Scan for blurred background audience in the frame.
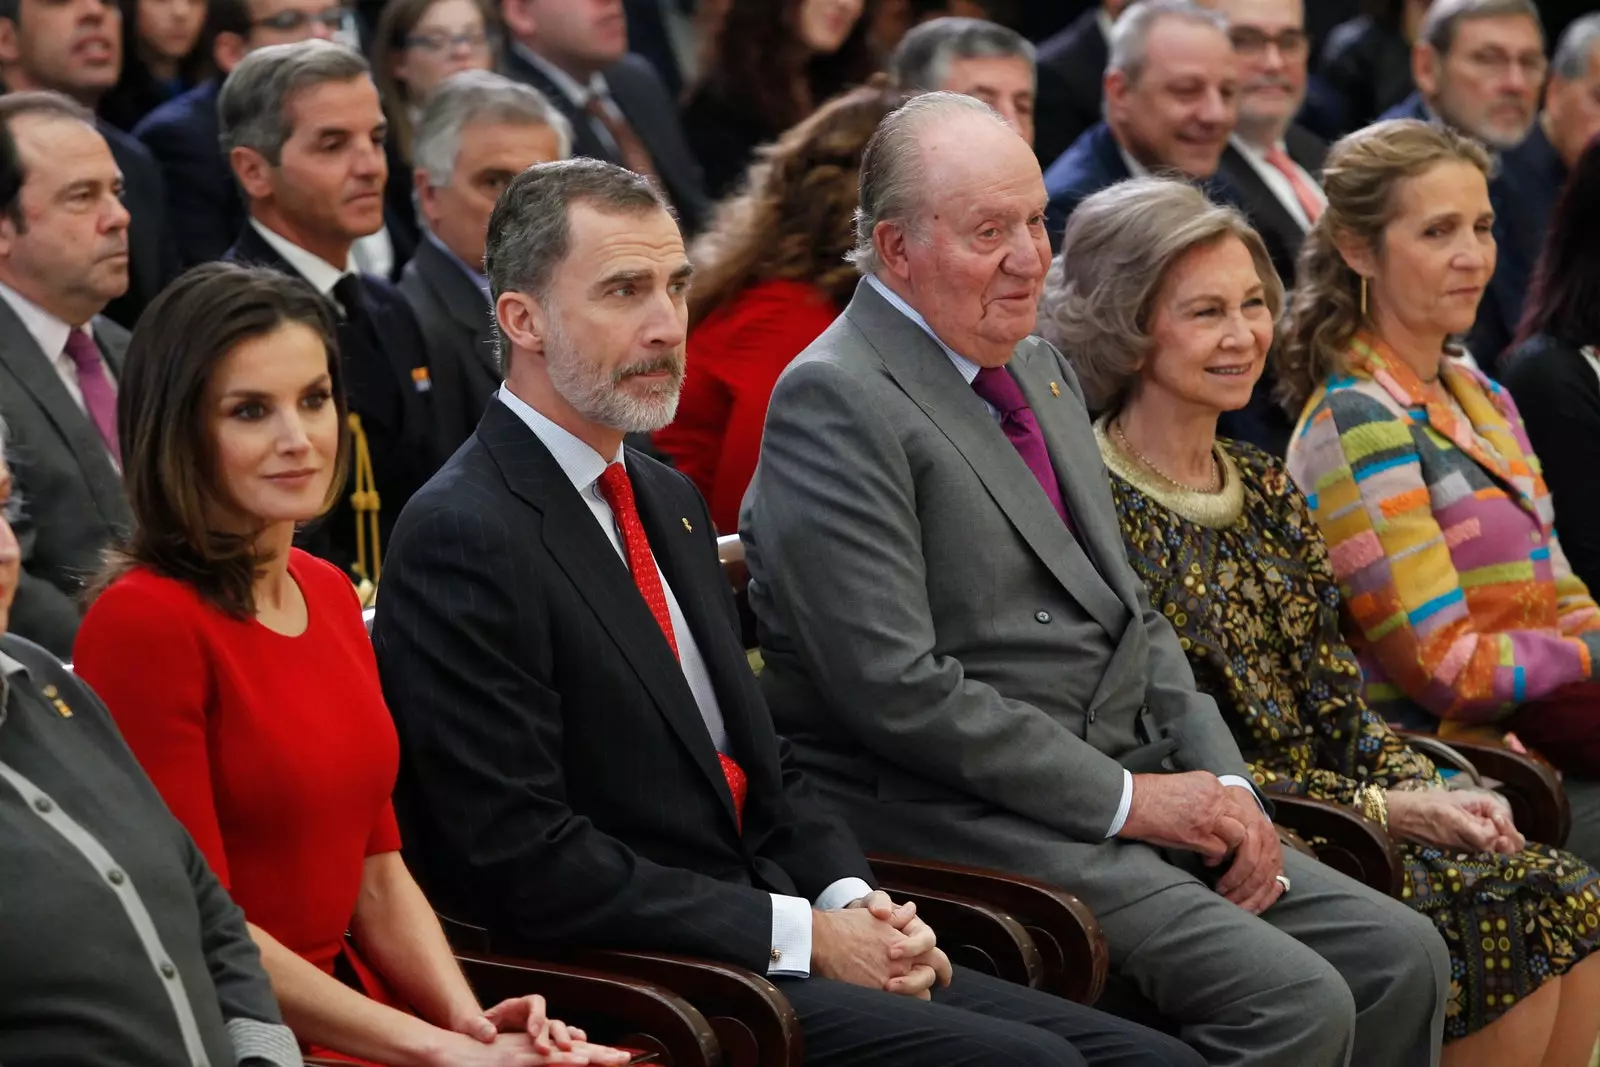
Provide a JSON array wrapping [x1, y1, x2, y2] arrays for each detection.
[[654, 84, 896, 531], [887, 15, 1035, 145], [681, 0, 876, 201], [100, 0, 210, 131]]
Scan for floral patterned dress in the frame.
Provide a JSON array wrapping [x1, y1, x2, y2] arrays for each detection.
[[1098, 423, 1600, 1040]]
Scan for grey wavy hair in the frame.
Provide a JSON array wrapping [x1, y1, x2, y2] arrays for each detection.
[[1037, 177, 1283, 415], [414, 70, 574, 187]]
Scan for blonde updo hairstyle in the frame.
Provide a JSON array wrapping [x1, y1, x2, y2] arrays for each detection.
[[1275, 119, 1492, 415], [1037, 176, 1284, 417]]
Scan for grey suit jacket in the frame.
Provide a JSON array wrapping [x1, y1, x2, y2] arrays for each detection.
[[0, 299, 132, 657], [740, 280, 1253, 913]]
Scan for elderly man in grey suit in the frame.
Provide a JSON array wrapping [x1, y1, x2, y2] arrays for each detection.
[[740, 91, 1450, 1067], [403, 70, 572, 459], [0, 91, 132, 658]]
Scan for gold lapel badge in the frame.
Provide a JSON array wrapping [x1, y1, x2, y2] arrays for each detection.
[[1049, 381, 1061, 397], [682, 518, 694, 532], [41, 684, 72, 718]]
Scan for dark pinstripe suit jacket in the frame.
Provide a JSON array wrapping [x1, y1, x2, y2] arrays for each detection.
[[372, 398, 874, 971]]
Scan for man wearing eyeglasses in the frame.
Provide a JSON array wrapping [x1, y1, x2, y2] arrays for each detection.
[[1379, 0, 1545, 152], [0, 0, 178, 331], [133, 0, 411, 271]]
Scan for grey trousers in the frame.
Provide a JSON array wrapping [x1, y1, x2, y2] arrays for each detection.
[[1093, 849, 1449, 1067], [1561, 776, 1600, 868]]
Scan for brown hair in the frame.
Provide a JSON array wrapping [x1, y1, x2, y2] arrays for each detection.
[[96, 262, 348, 619], [1041, 177, 1283, 415], [372, 0, 498, 165], [1275, 119, 1492, 415], [688, 82, 900, 330]]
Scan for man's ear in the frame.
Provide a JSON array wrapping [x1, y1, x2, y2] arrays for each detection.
[[0, 17, 22, 67], [1412, 40, 1440, 99], [413, 168, 440, 229], [500, 0, 536, 42], [874, 219, 914, 283], [213, 31, 248, 75], [496, 289, 545, 359], [230, 145, 275, 201]]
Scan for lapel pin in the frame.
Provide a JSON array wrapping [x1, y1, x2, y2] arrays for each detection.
[[1049, 381, 1061, 397], [682, 518, 693, 532]]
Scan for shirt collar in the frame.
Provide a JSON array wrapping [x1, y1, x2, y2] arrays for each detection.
[[1227, 133, 1287, 163], [513, 41, 609, 107], [0, 647, 27, 731], [426, 231, 490, 298], [249, 219, 352, 296], [0, 279, 93, 365], [1116, 142, 1149, 179], [496, 385, 624, 494], [863, 274, 982, 385]]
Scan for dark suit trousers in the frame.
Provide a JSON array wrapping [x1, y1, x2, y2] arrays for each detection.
[[774, 966, 1202, 1067]]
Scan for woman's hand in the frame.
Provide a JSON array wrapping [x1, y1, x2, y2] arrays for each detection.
[[425, 1028, 634, 1066], [1386, 788, 1525, 855], [451, 995, 630, 1063]]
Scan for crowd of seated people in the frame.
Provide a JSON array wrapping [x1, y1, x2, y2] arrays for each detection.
[[8, 0, 1600, 1062]]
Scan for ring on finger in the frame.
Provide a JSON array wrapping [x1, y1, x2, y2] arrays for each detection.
[[1275, 874, 1291, 893]]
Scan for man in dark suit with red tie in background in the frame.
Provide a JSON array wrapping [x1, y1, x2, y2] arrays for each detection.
[[371, 156, 1203, 1067]]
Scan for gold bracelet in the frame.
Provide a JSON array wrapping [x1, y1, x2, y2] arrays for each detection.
[[1355, 784, 1389, 828]]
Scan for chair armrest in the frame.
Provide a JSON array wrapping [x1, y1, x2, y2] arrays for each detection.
[[867, 853, 1108, 1005], [1427, 737, 1571, 848], [1394, 732, 1483, 784], [456, 954, 717, 1067], [875, 883, 1044, 990], [1276, 824, 1317, 859], [571, 950, 801, 1067], [1268, 794, 1405, 898]]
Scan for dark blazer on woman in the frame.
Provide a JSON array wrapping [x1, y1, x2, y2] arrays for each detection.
[[1500, 333, 1600, 597], [680, 84, 775, 203], [0, 633, 297, 1066], [1307, 15, 1415, 139]]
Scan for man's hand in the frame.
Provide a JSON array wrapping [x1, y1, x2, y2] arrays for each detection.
[[1118, 771, 1247, 862], [812, 898, 949, 1000], [1212, 787, 1285, 914], [849, 891, 953, 997]]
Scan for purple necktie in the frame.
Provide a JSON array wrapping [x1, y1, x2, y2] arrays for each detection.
[[64, 329, 120, 463], [971, 365, 1072, 531]]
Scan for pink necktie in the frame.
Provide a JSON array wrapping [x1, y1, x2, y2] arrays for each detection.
[[64, 330, 120, 463], [971, 366, 1074, 532], [1263, 146, 1324, 225]]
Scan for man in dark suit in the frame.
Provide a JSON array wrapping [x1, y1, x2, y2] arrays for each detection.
[[740, 91, 1449, 1067], [134, 0, 414, 273], [404, 70, 570, 459], [0, 0, 177, 329], [1471, 13, 1600, 373], [1377, 0, 1544, 153], [500, 0, 710, 235], [1045, 1, 1239, 240], [220, 40, 435, 586], [1210, 0, 1326, 454], [373, 156, 1205, 1067], [1033, 0, 1124, 170], [0, 93, 132, 657]]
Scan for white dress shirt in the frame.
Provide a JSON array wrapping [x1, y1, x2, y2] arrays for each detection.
[[249, 217, 391, 288], [497, 386, 871, 976], [1228, 135, 1326, 232], [513, 43, 628, 158], [0, 278, 113, 415], [864, 275, 1260, 834]]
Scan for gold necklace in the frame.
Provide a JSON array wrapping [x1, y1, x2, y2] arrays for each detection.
[[1114, 418, 1220, 494]]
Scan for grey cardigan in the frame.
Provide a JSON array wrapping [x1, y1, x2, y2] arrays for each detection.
[[0, 632, 300, 1066]]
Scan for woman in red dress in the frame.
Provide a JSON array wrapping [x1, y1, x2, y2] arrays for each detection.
[[74, 263, 630, 1067], [654, 83, 899, 532]]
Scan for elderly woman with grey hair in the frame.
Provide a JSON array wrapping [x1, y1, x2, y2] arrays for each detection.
[[1039, 175, 1600, 1064], [0, 425, 304, 1066]]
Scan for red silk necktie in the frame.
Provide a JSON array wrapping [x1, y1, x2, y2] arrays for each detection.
[[597, 462, 747, 827], [1263, 146, 1324, 224]]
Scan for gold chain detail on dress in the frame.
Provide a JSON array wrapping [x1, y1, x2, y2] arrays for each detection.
[[1114, 416, 1221, 493], [1093, 416, 1245, 530]]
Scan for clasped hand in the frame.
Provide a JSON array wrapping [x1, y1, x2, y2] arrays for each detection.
[[811, 891, 954, 1000], [1387, 787, 1523, 855], [441, 993, 633, 1065], [1119, 771, 1286, 915]]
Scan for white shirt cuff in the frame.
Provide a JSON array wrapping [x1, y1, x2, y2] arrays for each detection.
[[813, 876, 875, 913], [1105, 768, 1134, 838], [767, 894, 813, 977], [1219, 775, 1265, 813]]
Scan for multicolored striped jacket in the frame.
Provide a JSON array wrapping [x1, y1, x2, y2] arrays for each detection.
[[1286, 333, 1600, 725]]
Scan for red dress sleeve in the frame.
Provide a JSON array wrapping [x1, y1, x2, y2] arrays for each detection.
[[74, 577, 234, 888]]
